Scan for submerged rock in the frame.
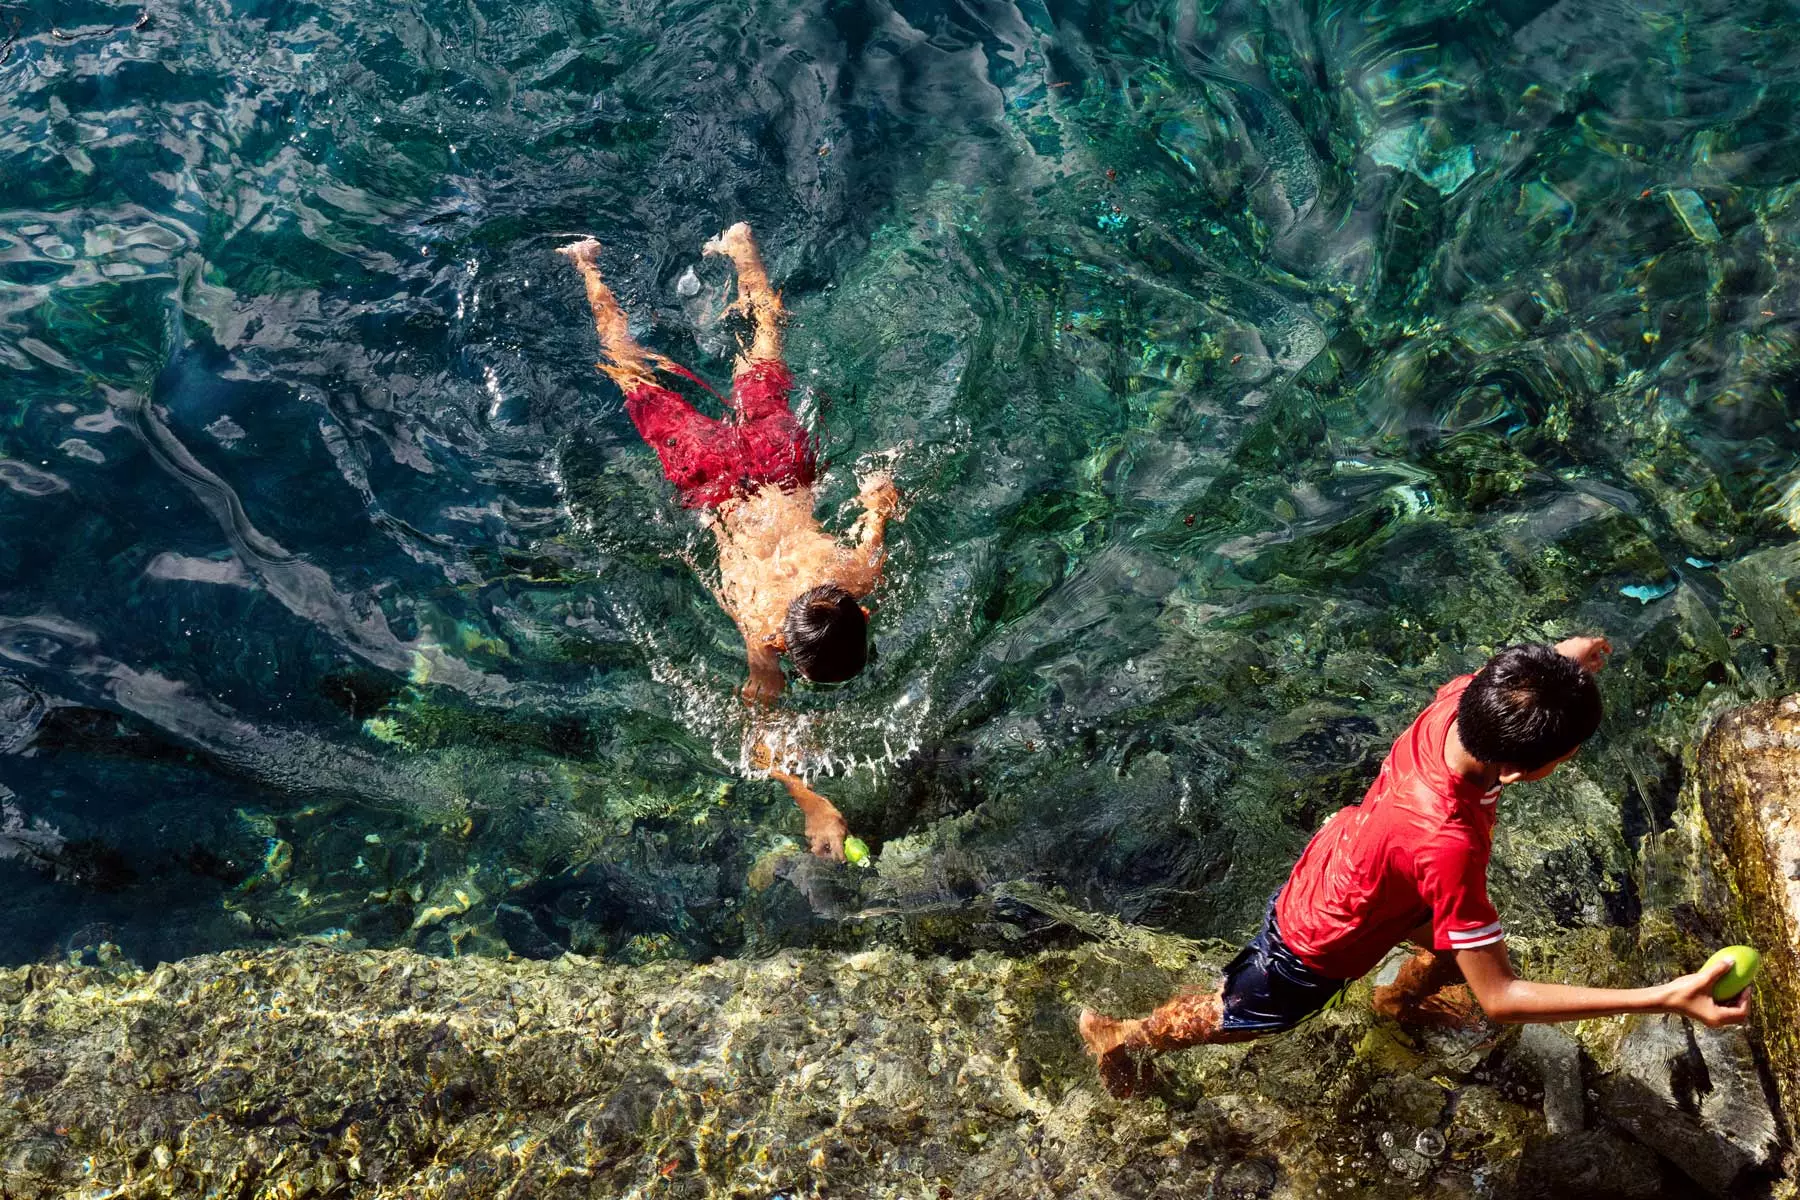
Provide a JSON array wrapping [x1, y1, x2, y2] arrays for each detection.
[[1516, 1024, 1584, 1136], [10, 922, 1800, 1197], [14, 686, 1800, 1197], [0, 939, 1653, 1200], [1505, 1129, 1665, 1200], [1697, 695, 1800, 1127], [1595, 1014, 1780, 1197]]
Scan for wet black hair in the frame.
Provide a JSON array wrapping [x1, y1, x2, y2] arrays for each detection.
[[1456, 643, 1602, 771], [782, 585, 868, 683]]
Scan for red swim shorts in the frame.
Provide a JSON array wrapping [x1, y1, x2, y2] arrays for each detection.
[[622, 360, 817, 509]]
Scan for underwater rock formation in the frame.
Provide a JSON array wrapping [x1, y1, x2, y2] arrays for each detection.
[[1697, 696, 1800, 1137], [0, 928, 1785, 1200]]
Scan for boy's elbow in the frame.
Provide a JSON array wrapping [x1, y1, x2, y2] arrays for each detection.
[[1471, 985, 1526, 1024]]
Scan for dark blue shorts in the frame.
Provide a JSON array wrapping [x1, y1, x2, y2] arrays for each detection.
[[1218, 893, 1350, 1035]]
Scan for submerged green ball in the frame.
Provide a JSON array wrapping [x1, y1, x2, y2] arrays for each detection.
[[842, 836, 870, 865], [1704, 945, 1762, 1000]]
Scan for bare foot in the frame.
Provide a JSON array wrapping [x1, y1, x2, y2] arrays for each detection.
[[1078, 1009, 1133, 1058], [703, 223, 768, 316], [1411, 984, 1488, 1031], [1079, 1010, 1157, 1098], [557, 237, 602, 267]]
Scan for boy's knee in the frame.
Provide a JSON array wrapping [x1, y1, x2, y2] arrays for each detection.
[[1370, 983, 1405, 1020]]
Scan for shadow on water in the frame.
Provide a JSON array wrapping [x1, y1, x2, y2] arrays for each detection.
[[2, 0, 1800, 965]]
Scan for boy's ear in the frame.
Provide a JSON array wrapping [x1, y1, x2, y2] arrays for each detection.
[[765, 631, 787, 652], [1498, 747, 1579, 785]]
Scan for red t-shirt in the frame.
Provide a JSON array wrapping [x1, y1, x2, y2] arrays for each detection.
[[1273, 675, 1505, 980]]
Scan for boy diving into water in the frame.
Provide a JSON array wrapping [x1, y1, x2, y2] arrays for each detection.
[[1080, 636, 1751, 1094], [558, 223, 898, 861]]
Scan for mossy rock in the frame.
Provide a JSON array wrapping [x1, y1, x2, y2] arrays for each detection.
[[0, 933, 1738, 1200]]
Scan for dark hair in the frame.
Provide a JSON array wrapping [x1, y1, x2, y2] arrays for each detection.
[[783, 585, 868, 683], [1457, 643, 1602, 770]]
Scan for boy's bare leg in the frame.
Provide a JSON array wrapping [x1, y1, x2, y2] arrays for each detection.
[[557, 238, 661, 391], [701, 222, 784, 373], [1077, 1007, 1165, 1098], [1372, 947, 1482, 1030], [1079, 987, 1257, 1097]]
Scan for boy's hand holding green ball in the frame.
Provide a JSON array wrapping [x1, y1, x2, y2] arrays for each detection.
[[1703, 946, 1762, 1001], [842, 835, 871, 866]]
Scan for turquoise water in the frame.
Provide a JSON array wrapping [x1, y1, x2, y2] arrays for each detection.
[[3, 0, 1800, 966]]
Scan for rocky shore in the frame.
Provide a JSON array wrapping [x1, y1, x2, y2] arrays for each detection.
[[0, 927, 1785, 1199], [3, 695, 1798, 1200]]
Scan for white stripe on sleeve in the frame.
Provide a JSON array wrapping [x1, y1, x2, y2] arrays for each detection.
[[1446, 920, 1503, 944]]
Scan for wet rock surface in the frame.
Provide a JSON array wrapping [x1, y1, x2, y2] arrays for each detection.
[[1698, 695, 1800, 1127], [1595, 1016, 1781, 1197], [1515, 1024, 1583, 1137], [0, 935, 1778, 1200], [6, 692, 1800, 1199]]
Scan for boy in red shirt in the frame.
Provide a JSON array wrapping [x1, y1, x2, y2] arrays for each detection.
[[1079, 637, 1750, 1094]]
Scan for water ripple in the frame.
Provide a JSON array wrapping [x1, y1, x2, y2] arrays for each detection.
[[3, 0, 1799, 963]]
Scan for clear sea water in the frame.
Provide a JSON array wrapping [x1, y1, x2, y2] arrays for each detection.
[[4, 0, 1800, 967]]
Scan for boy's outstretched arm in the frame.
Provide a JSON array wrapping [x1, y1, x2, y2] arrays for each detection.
[[1553, 634, 1612, 673], [1456, 941, 1749, 1027], [743, 641, 786, 704], [768, 766, 850, 861], [837, 473, 900, 597]]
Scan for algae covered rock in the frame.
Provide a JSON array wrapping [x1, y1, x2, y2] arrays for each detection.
[[1696, 695, 1800, 1125], [1502, 1129, 1666, 1200], [0, 939, 1683, 1200]]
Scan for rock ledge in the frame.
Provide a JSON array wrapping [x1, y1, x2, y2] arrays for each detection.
[[0, 935, 1776, 1199]]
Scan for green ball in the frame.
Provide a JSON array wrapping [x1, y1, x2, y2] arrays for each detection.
[[842, 835, 870, 865], [1704, 945, 1762, 1000]]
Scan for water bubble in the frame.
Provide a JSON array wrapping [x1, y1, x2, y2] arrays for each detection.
[[1387, 1149, 1428, 1181], [1414, 1129, 1446, 1158]]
